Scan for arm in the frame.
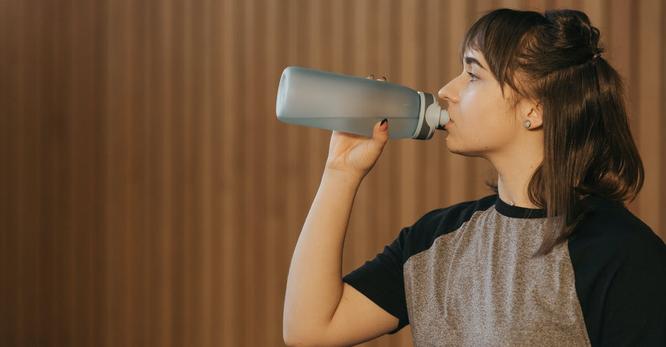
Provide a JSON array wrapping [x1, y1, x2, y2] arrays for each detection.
[[283, 117, 395, 346], [283, 169, 399, 346]]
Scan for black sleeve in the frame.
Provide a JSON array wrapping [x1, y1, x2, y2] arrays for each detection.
[[599, 235, 666, 346], [342, 226, 411, 334]]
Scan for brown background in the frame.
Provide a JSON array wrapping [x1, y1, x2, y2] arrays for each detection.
[[1, 0, 664, 346]]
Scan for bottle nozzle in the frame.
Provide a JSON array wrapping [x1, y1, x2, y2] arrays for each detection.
[[437, 108, 449, 130]]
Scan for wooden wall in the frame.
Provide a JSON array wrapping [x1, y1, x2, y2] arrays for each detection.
[[1, 0, 664, 346]]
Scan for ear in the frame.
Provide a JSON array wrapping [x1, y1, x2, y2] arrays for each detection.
[[522, 99, 543, 129]]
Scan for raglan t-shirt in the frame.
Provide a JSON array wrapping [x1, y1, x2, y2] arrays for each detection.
[[342, 194, 666, 346]]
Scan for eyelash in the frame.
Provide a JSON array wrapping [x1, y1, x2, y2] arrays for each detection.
[[467, 71, 478, 81]]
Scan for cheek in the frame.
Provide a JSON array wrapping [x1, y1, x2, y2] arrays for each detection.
[[454, 85, 516, 146], [458, 85, 492, 125], [459, 84, 511, 123]]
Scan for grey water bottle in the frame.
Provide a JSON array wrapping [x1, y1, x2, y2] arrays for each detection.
[[275, 66, 449, 140]]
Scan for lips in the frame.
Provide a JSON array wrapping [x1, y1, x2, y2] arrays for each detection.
[[437, 113, 454, 131]]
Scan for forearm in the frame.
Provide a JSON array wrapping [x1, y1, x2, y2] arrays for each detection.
[[283, 168, 363, 341]]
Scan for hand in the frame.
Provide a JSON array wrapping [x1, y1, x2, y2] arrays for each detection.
[[324, 75, 390, 180]]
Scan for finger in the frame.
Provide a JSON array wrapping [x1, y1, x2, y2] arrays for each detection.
[[377, 75, 387, 82], [371, 118, 389, 147], [366, 73, 375, 79]]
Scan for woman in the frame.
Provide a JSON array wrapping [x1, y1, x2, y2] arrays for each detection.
[[283, 8, 665, 347]]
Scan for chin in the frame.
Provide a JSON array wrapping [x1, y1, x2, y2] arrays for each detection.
[[445, 139, 485, 158], [444, 136, 463, 154]]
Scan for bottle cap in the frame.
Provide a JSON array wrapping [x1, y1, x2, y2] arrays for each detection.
[[417, 93, 447, 140]]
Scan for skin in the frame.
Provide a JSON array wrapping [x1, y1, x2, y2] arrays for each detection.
[[437, 49, 545, 208]]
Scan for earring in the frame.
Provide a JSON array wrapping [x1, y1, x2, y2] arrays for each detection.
[[524, 120, 531, 129]]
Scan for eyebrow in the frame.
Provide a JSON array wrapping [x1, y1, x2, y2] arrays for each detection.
[[464, 56, 487, 71]]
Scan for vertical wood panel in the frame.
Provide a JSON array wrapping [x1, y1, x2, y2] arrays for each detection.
[[220, 0, 238, 345], [199, 1, 213, 344], [264, 0, 283, 345], [1, 1, 664, 346], [210, 0, 225, 343], [637, 0, 663, 232], [242, 0, 259, 344], [662, 0, 666, 234], [155, 1, 173, 345], [0, 0, 11, 345], [144, 2, 157, 344], [103, 0, 122, 345]]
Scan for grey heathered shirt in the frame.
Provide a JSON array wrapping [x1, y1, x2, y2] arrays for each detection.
[[342, 194, 666, 346]]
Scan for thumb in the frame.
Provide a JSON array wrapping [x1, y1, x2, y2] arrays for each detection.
[[372, 118, 390, 146]]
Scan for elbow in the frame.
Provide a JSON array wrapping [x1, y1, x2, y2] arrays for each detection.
[[283, 305, 332, 346], [283, 331, 310, 347], [282, 326, 298, 347], [283, 322, 325, 347], [283, 337, 304, 347], [283, 324, 310, 347], [282, 319, 298, 346]]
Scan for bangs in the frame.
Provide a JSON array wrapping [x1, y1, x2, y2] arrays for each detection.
[[461, 9, 547, 99]]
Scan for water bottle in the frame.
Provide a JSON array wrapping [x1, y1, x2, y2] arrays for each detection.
[[275, 66, 449, 140]]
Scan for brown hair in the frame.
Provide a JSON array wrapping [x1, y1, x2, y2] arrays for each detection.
[[463, 9, 644, 257]]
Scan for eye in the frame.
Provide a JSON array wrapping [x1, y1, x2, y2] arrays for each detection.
[[467, 71, 478, 82]]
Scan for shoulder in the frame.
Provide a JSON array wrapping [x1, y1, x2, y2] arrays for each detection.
[[568, 195, 666, 282], [570, 195, 666, 261], [411, 194, 497, 230], [399, 194, 497, 258]]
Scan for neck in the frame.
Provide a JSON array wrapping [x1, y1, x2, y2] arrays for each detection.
[[490, 140, 543, 209]]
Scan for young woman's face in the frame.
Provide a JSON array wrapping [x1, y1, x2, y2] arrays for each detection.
[[438, 49, 522, 158]]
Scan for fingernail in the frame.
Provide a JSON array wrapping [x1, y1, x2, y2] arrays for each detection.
[[380, 118, 388, 127]]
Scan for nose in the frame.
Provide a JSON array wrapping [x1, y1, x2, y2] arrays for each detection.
[[438, 77, 459, 104]]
